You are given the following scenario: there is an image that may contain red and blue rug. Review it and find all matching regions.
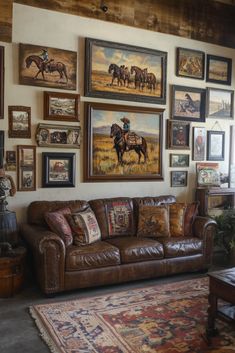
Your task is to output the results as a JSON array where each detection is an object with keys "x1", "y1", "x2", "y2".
[{"x1": 30, "y1": 277, "x2": 235, "y2": 352}]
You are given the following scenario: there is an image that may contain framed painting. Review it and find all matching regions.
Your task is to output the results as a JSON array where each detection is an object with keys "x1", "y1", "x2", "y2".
[
  {"x1": 44, "y1": 91, "x2": 80, "y2": 122},
  {"x1": 176, "y1": 47, "x2": 205, "y2": 80},
  {"x1": 5, "y1": 151, "x2": 16, "y2": 171},
  {"x1": 42, "y1": 152, "x2": 75, "y2": 188},
  {"x1": 84, "y1": 102, "x2": 164, "y2": 182},
  {"x1": 36, "y1": 123, "x2": 80, "y2": 148},
  {"x1": 207, "y1": 130, "x2": 225, "y2": 161},
  {"x1": 192, "y1": 126, "x2": 206, "y2": 161},
  {"x1": 206, "y1": 87, "x2": 234, "y2": 119},
  {"x1": 8, "y1": 106, "x2": 31, "y2": 138},
  {"x1": 170, "y1": 154, "x2": 189, "y2": 167},
  {"x1": 17, "y1": 145, "x2": 36, "y2": 191},
  {"x1": 171, "y1": 171, "x2": 188, "y2": 187},
  {"x1": 0, "y1": 130, "x2": 4, "y2": 169},
  {"x1": 196, "y1": 162, "x2": 220, "y2": 187},
  {"x1": 171, "y1": 85, "x2": 206, "y2": 122},
  {"x1": 0, "y1": 46, "x2": 4, "y2": 120},
  {"x1": 19, "y1": 43, "x2": 77, "y2": 90},
  {"x1": 167, "y1": 120, "x2": 190, "y2": 150},
  {"x1": 85, "y1": 37, "x2": 167, "y2": 104},
  {"x1": 206, "y1": 54, "x2": 232, "y2": 85}
]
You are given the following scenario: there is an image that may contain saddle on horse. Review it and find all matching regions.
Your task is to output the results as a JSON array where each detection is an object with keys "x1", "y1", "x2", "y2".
[{"x1": 125, "y1": 132, "x2": 142, "y2": 146}]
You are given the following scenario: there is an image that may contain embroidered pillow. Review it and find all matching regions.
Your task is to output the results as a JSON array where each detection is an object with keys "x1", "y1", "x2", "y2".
[
  {"x1": 169, "y1": 203, "x2": 187, "y2": 237},
  {"x1": 105, "y1": 200, "x2": 133, "y2": 237},
  {"x1": 184, "y1": 202, "x2": 199, "y2": 236},
  {"x1": 137, "y1": 204, "x2": 170, "y2": 238},
  {"x1": 66, "y1": 207, "x2": 101, "y2": 246},
  {"x1": 44, "y1": 207, "x2": 72, "y2": 246}
]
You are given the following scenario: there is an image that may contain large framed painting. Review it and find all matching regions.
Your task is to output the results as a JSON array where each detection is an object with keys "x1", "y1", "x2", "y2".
[
  {"x1": 0, "y1": 46, "x2": 4, "y2": 120},
  {"x1": 171, "y1": 85, "x2": 206, "y2": 122},
  {"x1": 84, "y1": 102, "x2": 164, "y2": 181},
  {"x1": 44, "y1": 91, "x2": 80, "y2": 122},
  {"x1": 206, "y1": 87, "x2": 234, "y2": 119},
  {"x1": 206, "y1": 54, "x2": 232, "y2": 85},
  {"x1": 19, "y1": 43, "x2": 77, "y2": 90},
  {"x1": 85, "y1": 38, "x2": 167, "y2": 104},
  {"x1": 207, "y1": 130, "x2": 225, "y2": 161},
  {"x1": 176, "y1": 47, "x2": 205, "y2": 80}
]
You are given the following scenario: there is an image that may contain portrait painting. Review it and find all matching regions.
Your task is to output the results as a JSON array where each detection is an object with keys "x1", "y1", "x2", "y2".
[
  {"x1": 206, "y1": 55, "x2": 232, "y2": 85},
  {"x1": 206, "y1": 88, "x2": 234, "y2": 119},
  {"x1": 85, "y1": 38, "x2": 167, "y2": 104},
  {"x1": 19, "y1": 43, "x2": 77, "y2": 90},
  {"x1": 84, "y1": 102, "x2": 164, "y2": 181},
  {"x1": 167, "y1": 120, "x2": 190, "y2": 150},
  {"x1": 192, "y1": 127, "x2": 206, "y2": 161},
  {"x1": 176, "y1": 47, "x2": 205, "y2": 80}
]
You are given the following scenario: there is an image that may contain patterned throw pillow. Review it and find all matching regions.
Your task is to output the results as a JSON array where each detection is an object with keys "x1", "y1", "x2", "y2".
[
  {"x1": 169, "y1": 203, "x2": 187, "y2": 237},
  {"x1": 184, "y1": 202, "x2": 199, "y2": 236},
  {"x1": 66, "y1": 207, "x2": 101, "y2": 246},
  {"x1": 105, "y1": 200, "x2": 133, "y2": 237},
  {"x1": 137, "y1": 204, "x2": 170, "y2": 238},
  {"x1": 44, "y1": 207, "x2": 73, "y2": 247}
]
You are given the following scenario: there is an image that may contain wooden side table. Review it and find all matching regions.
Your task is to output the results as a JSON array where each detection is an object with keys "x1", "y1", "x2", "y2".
[{"x1": 0, "y1": 247, "x2": 26, "y2": 297}]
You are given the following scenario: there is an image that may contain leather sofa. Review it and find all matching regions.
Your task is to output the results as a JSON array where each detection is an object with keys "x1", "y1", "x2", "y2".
[{"x1": 20, "y1": 195, "x2": 216, "y2": 295}]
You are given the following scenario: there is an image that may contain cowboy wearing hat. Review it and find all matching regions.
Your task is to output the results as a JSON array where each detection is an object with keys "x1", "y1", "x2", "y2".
[{"x1": 120, "y1": 117, "x2": 130, "y2": 149}]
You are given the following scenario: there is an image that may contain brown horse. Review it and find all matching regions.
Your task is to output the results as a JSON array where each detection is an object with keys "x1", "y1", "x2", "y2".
[
  {"x1": 110, "y1": 123, "x2": 148, "y2": 165},
  {"x1": 25, "y1": 55, "x2": 68, "y2": 82}
]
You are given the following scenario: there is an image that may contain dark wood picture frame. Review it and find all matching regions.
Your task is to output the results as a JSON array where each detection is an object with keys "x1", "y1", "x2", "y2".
[
  {"x1": 171, "y1": 171, "x2": 188, "y2": 187},
  {"x1": 171, "y1": 85, "x2": 206, "y2": 122},
  {"x1": 167, "y1": 120, "x2": 190, "y2": 150},
  {"x1": 8, "y1": 106, "x2": 31, "y2": 138},
  {"x1": 85, "y1": 37, "x2": 167, "y2": 105},
  {"x1": 192, "y1": 126, "x2": 206, "y2": 161},
  {"x1": 206, "y1": 54, "x2": 232, "y2": 85},
  {"x1": 0, "y1": 46, "x2": 4, "y2": 120},
  {"x1": 84, "y1": 102, "x2": 164, "y2": 182},
  {"x1": 0, "y1": 130, "x2": 4, "y2": 169},
  {"x1": 17, "y1": 145, "x2": 36, "y2": 191},
  {"x1": 170, "y1": 154, "x2": 189, "y2": 167},
  {"x1": 44, "y1": 91, "x2": 80, "y2": 122},
  {"x1": 206, "y1": 87, "x2": 234, "y2": 119},
  {"x1": 176, "y1": 47, "x2": 205, "y2": 80},
  {"x1": 42, "y1": 152, "x2": 75, "y2": 188},
  {"x1": 36, "y1": 123, "x2": 80, "y2": 148},
  {"x1": 207, "y1": 130, "x2": 225, "y2": 161}
]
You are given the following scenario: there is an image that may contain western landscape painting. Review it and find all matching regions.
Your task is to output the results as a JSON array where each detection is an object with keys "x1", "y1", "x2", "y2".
[
  {"x1": 207, "y1": 88, "x2": 233, "y2": 119},
  {"x1": 84, "y1": 103, "x2": 163, "y2": 181},
  {"x1": 206, "y1": 55, "x2": 232, "y2": 85}
]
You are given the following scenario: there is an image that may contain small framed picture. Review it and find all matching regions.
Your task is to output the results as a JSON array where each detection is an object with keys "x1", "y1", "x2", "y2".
[
  {"x1": 44, "y1": 91, "x2": 80, "y2": 122},
  {"x1": 206, "y1": 87, "x2": 234, "y2": 119},
  {"x1": 17, "y1": 145, "x2": 36, "y2": 191},
  {"x1": 36, "y1": 123, "x2": 80, "y2": 149},
  {"x1": 167, "y1": 120, "x2": 190, "y2": 150},
  {"x1": 176, "y1": 47, "x2": 205, "y2": 80},
  {"x1": 170, "y1": 154, "x2": 189, "y2": 167},
  {"x1": 207, "y1": 130, "x2": 225, "y2": 161},
  {"x1": 206, "y1": 54, "x2": 232, "y2": 85},
  {"x1": 8, "y1": 106, "x2": 31, "y2": 138},
  {"x1": 0, "y1": 46, "x2": 4, "y2": 120},
  {"x1": 196, "y1": 162, "x2": 220, "y2": 187},
  {"x1": 171, "y1": 85, "x2": 206, "y2": 122},
  {"x1": 5, "y1": 151, "x2": 16, "y2": 171},
  {"x1": 192, "y1": 127, "x2": 206, "y2": 161},
  {"x1": 171, "y1": 171, "x2": 188, "y2": 187},
  {"x1": 42, "y1": 152, "x2": 75, "y2": 188}
]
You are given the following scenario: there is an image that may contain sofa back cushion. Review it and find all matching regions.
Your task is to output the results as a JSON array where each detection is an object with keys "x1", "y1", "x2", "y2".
[
  {"x1": 137, "y1": 204, "x2": 170, "y2": 238},
  {"x1": 89, "y1": 198, "x2": 135, "y2": 239}
]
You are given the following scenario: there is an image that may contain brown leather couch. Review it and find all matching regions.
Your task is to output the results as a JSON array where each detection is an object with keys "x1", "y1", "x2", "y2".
[{"x1": 20, "y1": 195, "x2": 216, "y2": 295}]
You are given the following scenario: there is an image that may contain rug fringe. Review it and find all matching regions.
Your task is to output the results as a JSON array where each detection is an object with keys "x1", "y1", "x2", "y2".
[{"x1": 29, "y1": 306, "x2": 61, "y2": 353}]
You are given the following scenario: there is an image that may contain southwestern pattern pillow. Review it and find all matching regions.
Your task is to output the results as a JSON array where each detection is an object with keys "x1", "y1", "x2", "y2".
[
  {"x1": 169, "y1": 203, "x2": 187, "y2": 237},
  {"x1": 137, "y1": 204, "x2": 170, "y2": 238},
  {"x1": 44, "y1": 207, "x2": 72, "y2": 247},
  {"x1": 66, "y1": 207, "x2": 101, "y2": 246},
  {"x1": 105, "y1": 201, "x2": 133, "y2": 237}
]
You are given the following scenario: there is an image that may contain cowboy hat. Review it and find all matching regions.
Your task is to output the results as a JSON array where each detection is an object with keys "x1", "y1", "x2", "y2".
[{"x1": 120, "y1": 117, "x2": 130, "y2": 123}]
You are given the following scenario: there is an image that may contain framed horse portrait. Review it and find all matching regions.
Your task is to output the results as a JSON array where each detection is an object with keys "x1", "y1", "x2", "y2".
[
  {"x1": 19, "y1": 43, "x2": 77, "y2": 90},
  {"x1": 84, "y1": 102, "x2": 164, "y2": 182},
  {"x1": 0, "y1": 46, "x2": 4, "y2": 120},
  {"x1": 85, "y1": 38, "x2": 167, "y2": 104}
]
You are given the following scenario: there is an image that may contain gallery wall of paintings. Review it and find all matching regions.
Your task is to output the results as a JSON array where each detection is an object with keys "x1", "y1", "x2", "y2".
[{"x1": 1, "y1": 3, "x2": 235, "y2": 222}]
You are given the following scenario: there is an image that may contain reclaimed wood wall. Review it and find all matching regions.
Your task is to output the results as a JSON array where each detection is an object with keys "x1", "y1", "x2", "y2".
[{"x1": 1, "y1": 0, "x2": 235, "y2": 48}]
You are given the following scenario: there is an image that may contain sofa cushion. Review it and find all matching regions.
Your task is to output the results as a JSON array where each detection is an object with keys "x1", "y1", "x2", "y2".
[
  {"x1": 159, "y1": 237, "x2": 203, "y2": 258},
  {"x1": 137, "y1": 204, "x2": 170, "y2": 238},
  {"x1": 44, "y1": 207, "x2": 73, "y2": 247},
  {"x1": 169, "y1": 203, "x2": 187, "y2": 237},
  {"x1": 106, "y1": 237, "x2": 164, "y2": 264},
  {"x1": 184, "y1": 202, "x2": 199, "y2": 236},
  {"x1": 65, "y1": 241, "x2": 121, "y2": 271},
  {"x1": 66, "y1": 208, "x2": 101, "y2": 246}
]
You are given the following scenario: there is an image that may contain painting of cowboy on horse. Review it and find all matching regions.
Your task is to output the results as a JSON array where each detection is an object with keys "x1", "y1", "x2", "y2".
[{"x1": 19, "y1": 43, "x2": 77, "y2": 90}]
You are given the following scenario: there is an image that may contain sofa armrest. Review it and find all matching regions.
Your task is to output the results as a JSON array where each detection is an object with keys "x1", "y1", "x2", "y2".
[
  {"x1": 20, "y1": 224, "x2": 65, "y2": 295},
  {"x1": 193, "y1": 216, "x2": 217, "y2": 267}
]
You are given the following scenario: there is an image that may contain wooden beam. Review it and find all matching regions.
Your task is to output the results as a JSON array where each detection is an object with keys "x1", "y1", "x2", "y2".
[{"x1": 0, "y1": 0, "x2": 13, "y2": 42}]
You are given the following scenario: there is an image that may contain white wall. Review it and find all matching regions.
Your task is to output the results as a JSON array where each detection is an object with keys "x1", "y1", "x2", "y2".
[{"x1": 1, "y1": 3, "x2": 234, "y2": 223}]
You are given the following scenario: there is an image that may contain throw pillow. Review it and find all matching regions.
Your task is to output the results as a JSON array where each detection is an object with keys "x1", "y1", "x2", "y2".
[
  {"x1": 66, "y1": 207, "x2": 101, "y2": 246},
  {"x1": 105, "y1": 200, "x2": 133, "y2": 237},
  {"x1": 184, "y1": 202, "x2": 199, "y2": 236},
  {"x1": 169, "y1": 203, "x2": 187, "y2": 237},
  {"x1": 44, "y1": 207, "x2": 73, "y2": 247},
  {"x1": 137, "y1": 204, "x2": 170, "y2": 238}
]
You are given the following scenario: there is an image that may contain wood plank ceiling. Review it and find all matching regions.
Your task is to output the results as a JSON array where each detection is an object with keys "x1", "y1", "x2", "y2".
[{"x1": 1, "y1": 0, "x2": 235, "y2": 48}]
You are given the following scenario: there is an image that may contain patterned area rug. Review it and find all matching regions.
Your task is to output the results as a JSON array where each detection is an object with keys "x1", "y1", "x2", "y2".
[{"x1": 30, "y1": 277, "x2": 235, "y2": 353}]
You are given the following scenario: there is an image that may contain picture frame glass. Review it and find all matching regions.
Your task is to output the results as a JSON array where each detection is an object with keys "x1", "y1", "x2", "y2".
[{"x1": 49, "y1": 159, "x2": 70, "y2": 182}]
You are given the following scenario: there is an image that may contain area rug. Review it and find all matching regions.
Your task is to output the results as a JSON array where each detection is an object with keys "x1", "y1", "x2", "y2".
[{"x1": 30, "y1": 277, "x2": 235, "y2": 353}]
